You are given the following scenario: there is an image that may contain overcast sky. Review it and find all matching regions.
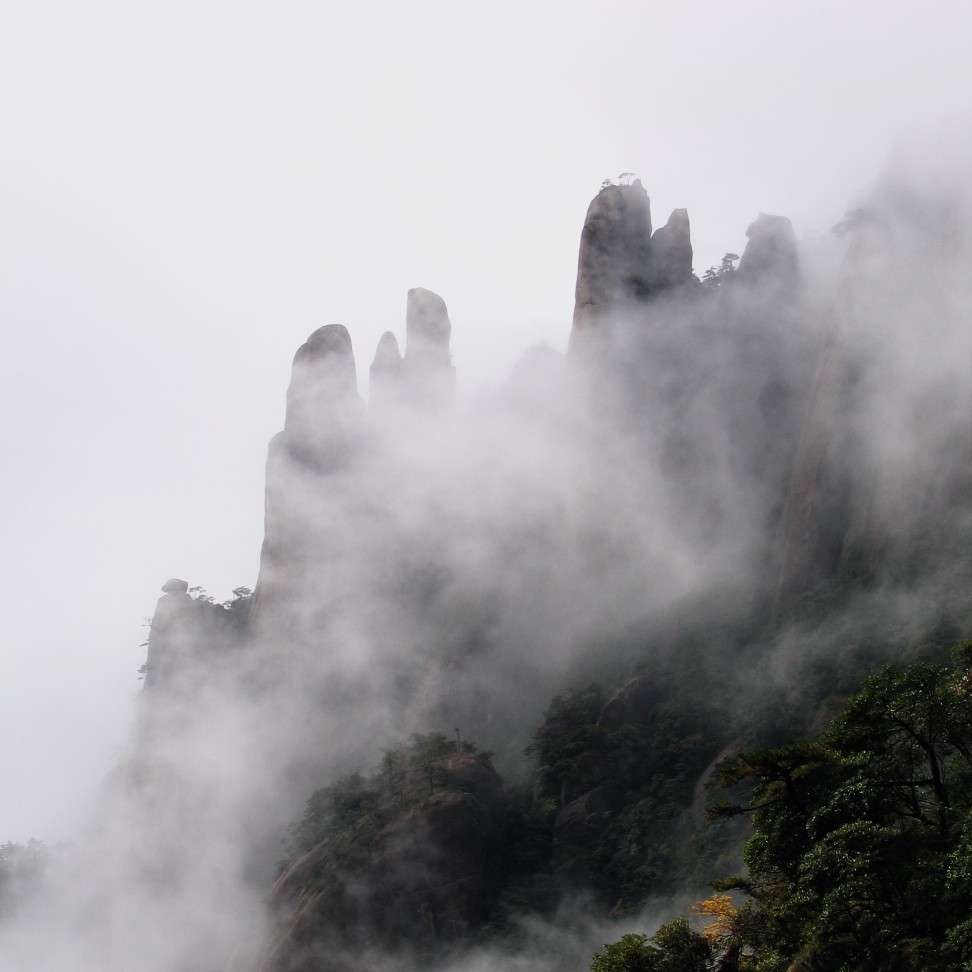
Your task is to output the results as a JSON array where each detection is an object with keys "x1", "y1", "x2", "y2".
[{"x1": 1, "y1": 0, "x2": 970, "y2": 842}]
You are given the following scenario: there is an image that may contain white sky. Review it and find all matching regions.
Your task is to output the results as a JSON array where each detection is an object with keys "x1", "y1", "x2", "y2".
[{"x1": 1, "y1": 0, "x2": 970, "y2": 841}]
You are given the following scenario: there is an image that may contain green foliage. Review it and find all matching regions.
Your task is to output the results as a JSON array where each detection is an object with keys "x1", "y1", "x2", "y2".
[
  {"x1": 527, "y1": 684, "x2": 606, "y2": 802},
  {"x1": 591, "y1": 920, "x2": 711, "y2": 972},
  {"x1": 527, "y1": 680, "x2": 720, "y2": 909},
  {"x1": 708, "y1": 649, "x2": 972, "y2": 970},
  {"x1": 702, "y1": 252, "x2": 739, "y2": 288},
  {"x1": 285, "y1": 733, "x2": 489, "y2": 860}
]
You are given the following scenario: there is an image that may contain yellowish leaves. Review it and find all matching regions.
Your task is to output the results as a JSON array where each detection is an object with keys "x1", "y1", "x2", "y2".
[{"x1": 691, "y1": 893, "x2": 738, "y2": 943}]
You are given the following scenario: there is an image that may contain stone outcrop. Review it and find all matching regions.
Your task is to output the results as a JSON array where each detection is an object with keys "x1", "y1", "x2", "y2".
[
  {"x1": 569, "y1": 181, "x2": 699, "y2": 355},
  {"x1": 552, "y1": 785, "x2": 618, "y2": 885},
  {"x1": 143, "y1": 580, "x2": 241, "y2": 691},
  {"x1": 282, "y1": 324, "x2": 361, "y2": 465},
  {"x1": 405, "y1": 288, "x2": 451, "y2": 366},
  {"x1": 401, "y1": 287, "x2": 455, "y2": 410},
  {"x1": 569, "y1": 180, "x2": 654, "y2": 352},
  {"x1": 737, "y1": 213, "x2": 799, "y2": 294},
  {"x1": 143, "y1": 581, "x2": 194, "y2": 689},
  {"x1": 597, "y1": 673, "x2": 659, "y2": 729},
  {"x1": 366, "y1": 288, "x2": 456, "y2": 415},
  {"x1": 254, "y1": 324, "x2": 363, "y2": 617},
  {"x1": 650, "y1": 207, "x2": 694, "y2": 290},
  {"x1": 368, "y1": 330, "x2": 403, "y2": 413},
  {"x1": 253, "y1": 290, "x2": 456, "y2": 628}
]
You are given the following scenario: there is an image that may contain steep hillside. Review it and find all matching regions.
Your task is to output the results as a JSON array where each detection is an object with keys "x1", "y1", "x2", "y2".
[{"x1": 7, "y1": 164, "x2": 972, "y2": 972}]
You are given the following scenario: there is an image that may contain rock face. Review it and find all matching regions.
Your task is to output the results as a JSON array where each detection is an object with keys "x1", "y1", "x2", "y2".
[
  {"x1": 143, "y1": 580, "x2": 240, "y2": 691},
  {"x1": 123, "y1": 167, "x2": 972, "y2": 972},
  {"x1": 405, "y1": 288, "x2": 451, "y2": 364},
  {"x1": 737, "y1": 213, "x2": 800, "y2": 294},
  {"x1": 365, "y1": 288, "x2": 456, "y2": 415},
  {"x1": 650, "y1": 207, "x2": 694, "y2": 290},
  {"x1": 368, "y1": 330, "x2": 403, "y2": 413},
  {"x1": 596, "y1": 674, "x2": 659, "y2": 730},
  {"x1": 402, "y1": 287, "x2": 455, "y2": 410},
  {"x1": 143, "y1": 582, "x2": 194, "y2": 690},
  {"x1": 569, "y1": 181, "x2": 698, "y2": 355},
  {"x1": 552, "y1": 785, "x2": 618, "y2": 885},
  {"x1": 283, "y1": 324, "x2": 361, "y2": 465},
  {"x1": 772, "y1": 164, "x2": 972, "y2": 610},
  {"x1": 569, "y1": 180, "x2": 654, "y2": 353},
  {"x1": 254, "y1": 324, "x2": 363, "y2": 617}
]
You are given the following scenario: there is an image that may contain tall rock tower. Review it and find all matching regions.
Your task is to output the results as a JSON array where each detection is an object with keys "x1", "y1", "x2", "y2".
[
  {"x1": 569, "y1": 178, "x2": 696, "y2": 357},
  {"x1": 368, "y1": 287, "x2": 456, "y2": 414},
  {"x1": 253, "y1": 324, "x2": 363, "y2": 619}
]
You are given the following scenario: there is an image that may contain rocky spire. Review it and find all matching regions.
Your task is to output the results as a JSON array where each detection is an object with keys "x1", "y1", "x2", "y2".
[
  {"x1": 143, "y1": 579, "x2": 193, "y2": 690},
  {"x1": 366, "y1": 289, "x2": 456, "y2": 414},
  {"x1": 570, "y1": 180, "x2": 653, "y2": 351},
  {"x1": 283, "y1": 324, "x2": 361, "y2": 462},
  {"x1": 369, "y1": 330, "x2": 403, "y2": 414},
  {"x1": 737, "y1": 213, "x2": 799, "y2": 293},
  {"x1": 254, "y1": 325, "x2": 363, "y2": 617},
  {"x1": 650, "y1": 208, "x2": 694, "y2": 289},
  {"x1": 401, "y1": 287, "x2": 455, "y2": 409},
  {"x1": 569, "y1": 181, "x2": 699, "y2": 356}
]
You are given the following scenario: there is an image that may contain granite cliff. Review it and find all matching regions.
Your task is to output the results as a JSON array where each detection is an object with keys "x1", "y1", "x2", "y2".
[{"x1": 122, "y1": 168, "x2": 972, "y2": 970}]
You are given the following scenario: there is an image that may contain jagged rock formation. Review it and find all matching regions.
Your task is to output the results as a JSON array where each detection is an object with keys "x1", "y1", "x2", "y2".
[
  {"x1": 143, "y1": 579, "x2": 244, "y2": 690},
  {"x1": 254, "y1": 324, "x2": 363, "y2": 618},
  {"x1": 566, "y1": 180, "x2": 811, "y2": 593},
  {"x1": 569, "y1": 180, "x2": 698, "y2": 356},
  {"x1": 367, "y1": 287, "x2": 456, "y2": 413},
  {"x1": 736, "y1": 212, "x2": 799, "y2": 294},
  {"x1": 143, "y1": 581, "x2": 194, "y2": 690},
  {"x1": 125, "y1": 165, "x2": 972, "y2": 972},
  {"x1": 650, "y1": 207, "x2": 695, "y2": 290},
  {"x1": 281, "y1": 324, "x2": 361, "y2": 466},
  {"x1": 570, "y1": 180, "x2": 654, "y2": 351}
]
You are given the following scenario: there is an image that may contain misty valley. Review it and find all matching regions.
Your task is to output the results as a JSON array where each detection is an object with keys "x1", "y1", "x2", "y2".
[{"x1": 5, "y1": 162, "x2": 972, "y2": 972}]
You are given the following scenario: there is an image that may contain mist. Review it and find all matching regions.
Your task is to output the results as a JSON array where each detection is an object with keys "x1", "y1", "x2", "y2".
[{"x1": 3, "y1": 2, "x2": 972, "y2": 971}]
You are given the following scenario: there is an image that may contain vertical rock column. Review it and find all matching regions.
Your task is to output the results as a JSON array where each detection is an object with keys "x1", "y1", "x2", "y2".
[
  {"x1": 569, "y1": 180, "x2": 654, "y2": 355},
  {"x1": 369, "y1": 330, "x2": 404, "y2": 415},
  {"x1": 143, "y1": 578, "x2": 193, "y2": 691},
  {"x1": 367, "y1": 287, "x2": 456, "y2": 415},
  {"x1": 402, "y1": 287, "x2": 456, "y2": 409},
  {"x1": 253, "y1": 324, "x2": 363, "y2": 618},
  {"x1": 568, "y1": 180, "x2": 697, "y2": 358}
]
